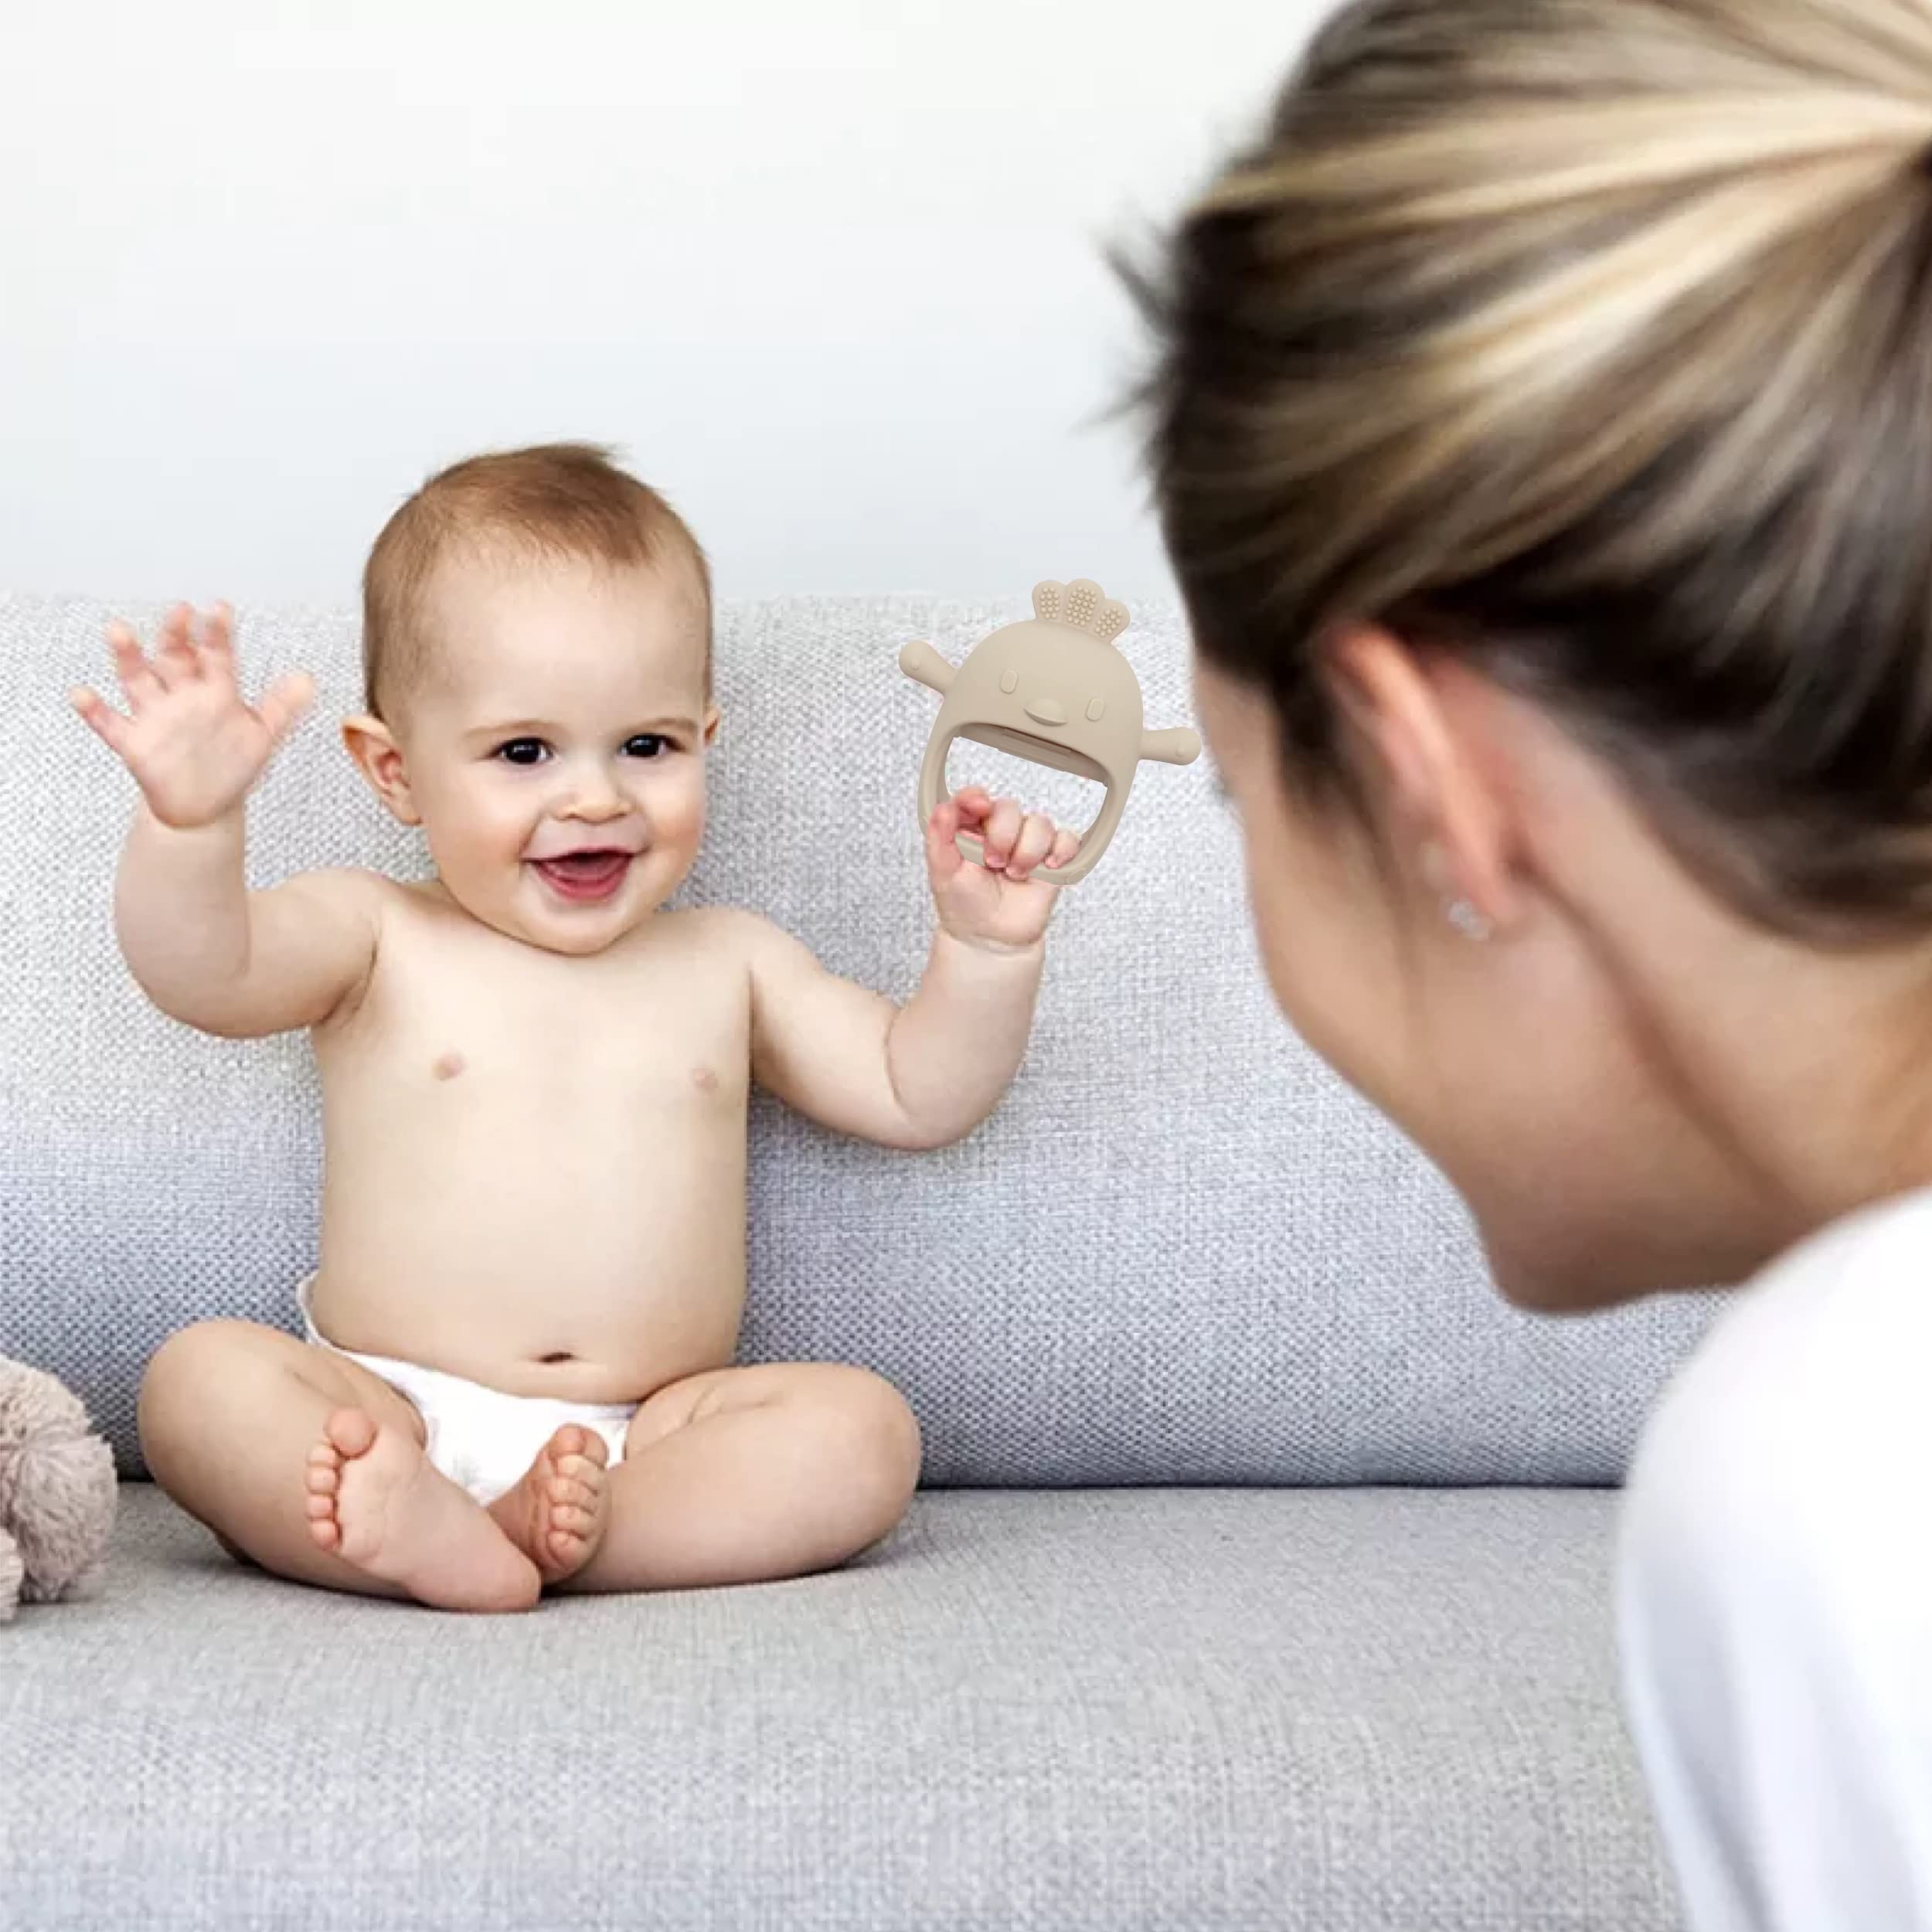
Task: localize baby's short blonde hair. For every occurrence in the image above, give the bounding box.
[361,443,712,718]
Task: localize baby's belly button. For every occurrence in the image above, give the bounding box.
[500,1349,639,1401]
[502,1317,736,1396]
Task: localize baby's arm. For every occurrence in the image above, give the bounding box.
[117,821,379,1037]
[73,603,379,1037]
[738,911,1046,1152]
[739,784,1077,1151]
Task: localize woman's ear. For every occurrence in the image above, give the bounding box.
[342,715,421,826]
[1326,623,1521,932]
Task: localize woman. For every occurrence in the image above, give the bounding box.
[1131,0,1932,1923]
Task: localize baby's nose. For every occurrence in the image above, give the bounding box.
[562,777,628,820]
[572,795,628,821]
[1024,696,1068,727]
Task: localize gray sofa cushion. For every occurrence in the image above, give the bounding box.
[1,590,1715,1485]
[0,1485,1679,1931]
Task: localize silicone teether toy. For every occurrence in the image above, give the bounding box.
[899,578,1202,887]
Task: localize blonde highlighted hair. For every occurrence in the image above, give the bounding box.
[362,443,711,716]
[1131,0,1932,934]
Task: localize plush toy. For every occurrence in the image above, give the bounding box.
[0,1356,117,1618]
[900,578,1202,886]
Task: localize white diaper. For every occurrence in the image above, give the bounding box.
[299,1278,634,1505]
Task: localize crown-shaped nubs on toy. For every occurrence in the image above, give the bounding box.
[898,578,1202,886]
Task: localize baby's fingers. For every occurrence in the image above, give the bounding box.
[257,670,315,746]
[151,603,200,691]
[924,795,970,885]
[107,620,163,712]
[69,685,134,760]
[947,786,994,829]
[980,796,1023,869]
[1043,825,1080,871]
[1004,811,1057,882]
[199,601,238,688]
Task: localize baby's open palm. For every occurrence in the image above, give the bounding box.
[71,604,314,829]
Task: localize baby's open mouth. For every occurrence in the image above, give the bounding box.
[531,849,634,903]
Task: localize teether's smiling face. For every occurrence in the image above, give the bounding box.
[949,621,1144,774]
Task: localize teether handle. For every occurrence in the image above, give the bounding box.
[945,824,1095,889]
[900,641,954,695]
[919,730,1119,888]
[1141,726,1202,766]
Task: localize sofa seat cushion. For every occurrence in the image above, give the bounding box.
[0,1484,1678,1930]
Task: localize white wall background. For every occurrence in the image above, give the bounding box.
[2,0,1321,608]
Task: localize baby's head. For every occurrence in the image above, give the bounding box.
[345,444,719,955]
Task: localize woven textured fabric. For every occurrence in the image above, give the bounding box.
[0,1485,1680,1932]
[0,589,1716,1484]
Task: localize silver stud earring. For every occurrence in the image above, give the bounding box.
[1444,897,1493,943]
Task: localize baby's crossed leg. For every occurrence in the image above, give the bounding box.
[138,1321,579,1612]
[557,1360,923,1594]
[140,1323,921,1608]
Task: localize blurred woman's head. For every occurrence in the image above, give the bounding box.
[1133,0,1932,1306]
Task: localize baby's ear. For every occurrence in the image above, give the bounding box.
[342,715,422,826]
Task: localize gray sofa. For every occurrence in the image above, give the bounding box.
[0,587,1705,1930]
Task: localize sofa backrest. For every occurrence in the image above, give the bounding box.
[0,589,1716,1483]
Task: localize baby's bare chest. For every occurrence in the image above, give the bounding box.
[319,920,752,1114]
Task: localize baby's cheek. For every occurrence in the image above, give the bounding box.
[659,772,708,845]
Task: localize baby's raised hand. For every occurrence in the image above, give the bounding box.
[925,787,1080,951]
[70,604,314,829]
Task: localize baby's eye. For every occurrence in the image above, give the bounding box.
[623,734,669,759]
[494,738,549,767]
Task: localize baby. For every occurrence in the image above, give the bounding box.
[73,444,1079,1612]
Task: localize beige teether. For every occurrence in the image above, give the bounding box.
[899,579,1202,886]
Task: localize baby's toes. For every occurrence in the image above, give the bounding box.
[308,1495,342,1549]
[547,1505,600,1563]
[556,1451,608,1509]
[548,1505,593,1546]
[545,1478,590,1522]
[554,1427,608,1473]
[546,1428,608,1508]
[323,1407,379,1460]
[304,1440,345,1544]
[547,1447,609,1560]
[552,1451,604,1492]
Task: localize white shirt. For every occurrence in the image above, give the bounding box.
[1620,1189,1932,1930]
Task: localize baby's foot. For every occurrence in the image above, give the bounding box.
[305,1408,539,1614]
[489,1425,611,1585]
